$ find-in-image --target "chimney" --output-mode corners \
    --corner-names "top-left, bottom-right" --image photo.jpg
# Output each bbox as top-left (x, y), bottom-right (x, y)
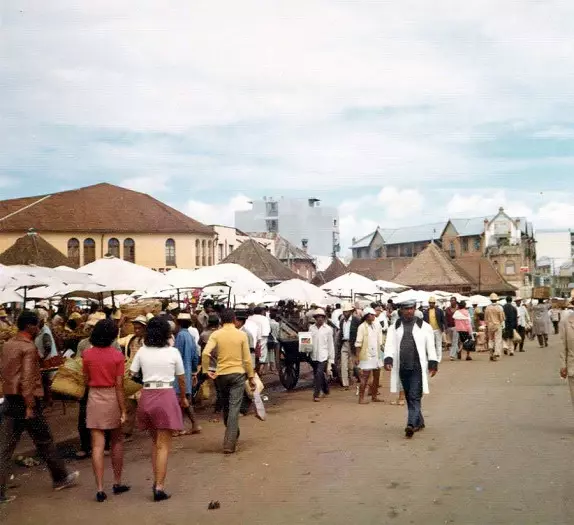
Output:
top-left (301, 239), bottom-right (308, 253)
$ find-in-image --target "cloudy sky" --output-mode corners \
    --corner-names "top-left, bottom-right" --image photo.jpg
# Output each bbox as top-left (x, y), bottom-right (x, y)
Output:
top-left (2, 1), bottom-right (574, 253)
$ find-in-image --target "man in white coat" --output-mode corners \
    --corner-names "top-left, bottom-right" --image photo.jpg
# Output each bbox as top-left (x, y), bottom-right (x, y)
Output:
top-left (384, 300), bottom-right (439, 439)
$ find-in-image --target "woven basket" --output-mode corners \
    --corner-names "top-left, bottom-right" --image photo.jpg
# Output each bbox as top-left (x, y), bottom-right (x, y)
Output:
top-left (120, 300), bottom-right (162, 336)
top-left (51, 358), bottom-right (85, 398)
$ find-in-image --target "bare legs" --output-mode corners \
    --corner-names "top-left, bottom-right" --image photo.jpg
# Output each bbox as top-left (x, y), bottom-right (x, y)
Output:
top-left (91, 428), bottom-right (124, 494)
top-left (151, 429), bottom-right (172, 492)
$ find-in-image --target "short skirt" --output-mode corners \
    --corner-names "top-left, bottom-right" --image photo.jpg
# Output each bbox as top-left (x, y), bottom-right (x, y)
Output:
top-left (87, 387), bottom-right (121, 430)
top-left (137, 388), bottom-right (183, 431)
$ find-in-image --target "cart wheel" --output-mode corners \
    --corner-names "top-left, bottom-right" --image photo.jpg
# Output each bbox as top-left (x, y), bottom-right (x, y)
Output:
top-left (278, 354), bottom-right (300, 390)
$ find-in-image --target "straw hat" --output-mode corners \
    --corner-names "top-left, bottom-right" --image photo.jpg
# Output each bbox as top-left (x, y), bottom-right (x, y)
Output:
top-left (489, 293), bottom-right (499, 301)
top-left (342, 302), bottom-right (355, 312)
top-left (146, 313), bottom-right (155, 321)
top-left (86, 318), bottom-right (99, 327)
top-left (428, 296), bottom-right (436, 303)
top-left (363, 307), bottom-right (376, 316)
top-left (167, 302), bottom-right (178, 311)
top-left (132, 315), bottom-right (148, 326)
top-left (69, 312), bottom-right (82, 321)
top-left (177, 313), bottom-right (191, 321)
top-left (313, 308), bottom-right (327, 317)
top-left (0, 309), bottom-right (7, 317)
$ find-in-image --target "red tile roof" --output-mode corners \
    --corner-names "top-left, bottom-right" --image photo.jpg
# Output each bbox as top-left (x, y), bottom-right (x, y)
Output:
top-left (0, 183), bottom-right (213, 235)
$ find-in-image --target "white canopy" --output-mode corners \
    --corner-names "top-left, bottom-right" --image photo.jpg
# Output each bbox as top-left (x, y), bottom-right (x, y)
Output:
top-left (374, 280), bottom-right (409, 291)
top-left (164, 264), bottom-right (270, 295)
top-left (320, 272), bottom-right (378, 297)
top-left (391, 289), bottom-right (433, 304)
top-left (467, 294), bottom-right (491, 307)
top-left (272, 279), bottom-right (336, 305)
top-left (0, 289), bottom-right (24, 304)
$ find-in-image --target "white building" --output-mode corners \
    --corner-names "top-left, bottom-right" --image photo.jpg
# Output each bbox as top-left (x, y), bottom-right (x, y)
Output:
top-left (535, 229), bottom-right (573, 273)
top-left (234, 197), bottom-right (339, 257)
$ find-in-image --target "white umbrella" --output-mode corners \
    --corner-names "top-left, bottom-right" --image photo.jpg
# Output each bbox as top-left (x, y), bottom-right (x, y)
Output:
top-left (272, 279), bottom-right (336, 305)
top-left (320, 272), bottom-right (378, 298)
top-left (392, 289), bottom-right (433, 304)
top-left (374, 280), bottom-right (409, 292)
top-left (468, 294), bottom-right (491, 307)
top-left (0, 289), bottom-right (24, 304)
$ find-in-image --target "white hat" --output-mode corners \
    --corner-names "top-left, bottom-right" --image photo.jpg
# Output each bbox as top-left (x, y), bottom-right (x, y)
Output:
top-left (428, 296), bottom-right (436, 303)
top-left (177, 312), bottom-right (191, 321)
top-left (146, 312), bottom-right (155, 321)
top-left (342, 302), bottom-right (355, 312)
top-left (313, 308), bottom-right (327, 317)
top-left (489, 293), bottom-right (499, 301)
top-left (132, 315), bottom-right (148, 326)
top-left (363, 307), bottom-right (376, 316)
top-left (167, 302), bottom-right (178, 311)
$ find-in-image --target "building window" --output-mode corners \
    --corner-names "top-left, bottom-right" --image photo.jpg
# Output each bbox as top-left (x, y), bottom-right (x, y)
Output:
top-left (165, 238), bottom-right (176, 266)
top-left (505, 260), bottom-right (516, 275)
top-left (201, 240), bottom-right (206, 266)
top-left (195, 239), bottom-right (200, 266)
top-left (83, 238), bottom-right (96, 264)
top-left (67, 238), bottom-right (80, 266)
top-left (473, 237), bottom-right (481, 251)
top-left (207, 241), bottom-right (213, 265)
top-left (266, 219), bottom-right (278, 233)
top-left (449, 241), bottom-right (455, 257)
top-left (108, 238), bottom-right (120, 258)
top-left (123, 238), bottom-right (135, 263)
top-left (218, 243), bottom-right (224, 261)
top-left (461, 238), bottom-right (469, 253)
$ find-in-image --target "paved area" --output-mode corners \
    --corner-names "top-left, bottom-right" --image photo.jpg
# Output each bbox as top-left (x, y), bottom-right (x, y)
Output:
top-left (2, 335), bottom-right (574, 525)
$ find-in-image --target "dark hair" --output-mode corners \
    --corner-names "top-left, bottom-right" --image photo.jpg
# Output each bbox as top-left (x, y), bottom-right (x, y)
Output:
top-left (335, 303), bottom-right (341, 309)
top-left (269, 309), bottom-right (279, 321)
top-left (459, 301), bottom-right (467, 309)
top-left (220, 309), bottom-right (236, 324)
top-left (203, 299), bottom-right (214, 309)
top-left (103, 307), bottom-right (113, 319)
top-left (89, 319), bottom-right (119, 347)
top-left (506, 296), bottom-right (513, 303)
top-left (144, 317), bottom-right (172, 348)
top-left (253, 306), bottom-right (263, 315)
top-left (207, 315), bottom-right (220, 328)
top-left (17, 311), bottom-right (40, 331)
top-left (90, 304), bottom-right (98, 314)
top-left (67, 319), bottom-right (78, 330)
top-left (177, 318), bottom-right (192, 329)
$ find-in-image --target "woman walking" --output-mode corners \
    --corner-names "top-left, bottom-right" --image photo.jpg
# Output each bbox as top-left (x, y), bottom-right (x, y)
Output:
top-left (355, 307), bottom-right (384, 404)
top-left (82, 319), bottom-right (129, 502)
top-left (453, 301), bottom-right (473, 361)
top-left (129, 317), bottom-right (189, 502)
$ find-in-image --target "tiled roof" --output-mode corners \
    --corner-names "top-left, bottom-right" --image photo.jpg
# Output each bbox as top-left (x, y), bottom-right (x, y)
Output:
top-left (0, 183), bottom-right (213, 235)
top-left (221, 238), bottom-right (302, 283)
top-left (393, 243), bottom-right (473, 290)
top-left (453, 258), bottom-right (516, 293)
top-left (311, 257), bottom-right (347, 286)
top-left (0, 232), bottom-right (75, 268)
top-left (347, 257), bottom-right (412, 281)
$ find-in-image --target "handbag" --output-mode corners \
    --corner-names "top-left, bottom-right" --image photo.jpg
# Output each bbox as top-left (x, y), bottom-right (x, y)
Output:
top-left (462, 337), bottom-right (476, 352)
top-left (512, 329), bottom-right (523, 343)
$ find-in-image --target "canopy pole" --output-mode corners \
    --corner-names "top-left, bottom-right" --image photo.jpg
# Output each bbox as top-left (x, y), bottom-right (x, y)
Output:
top-left (111, 291), bottom-right (116, 309)
top-left (227, 286), bottom-right (232, 308)
top-left (23, 287), bottom-right (27, 310)
top-left (177, 288), bottom-right (181, 306)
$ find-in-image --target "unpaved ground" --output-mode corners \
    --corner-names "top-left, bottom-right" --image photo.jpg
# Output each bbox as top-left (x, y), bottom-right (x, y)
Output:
top-left (2, 335), bottom-right (573, 525)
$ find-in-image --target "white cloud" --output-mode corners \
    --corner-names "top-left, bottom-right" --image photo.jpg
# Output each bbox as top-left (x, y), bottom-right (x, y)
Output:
top-left (119, 176), bottom-right (170, 193)
top-left (377, 187), bottom-right (424, 219)
top-left (533, 126), bottom-right (574, 140)
top-left (186, 194), bottom-right (252, 227)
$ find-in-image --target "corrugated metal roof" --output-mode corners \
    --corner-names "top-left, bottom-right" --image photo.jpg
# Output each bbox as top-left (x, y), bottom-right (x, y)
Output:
top-left (351, 230), bottom-right (377, 249)
top-left (379, 222), bottom-right (445, 245)
top-left (449, 217), bottom-right (489, 237)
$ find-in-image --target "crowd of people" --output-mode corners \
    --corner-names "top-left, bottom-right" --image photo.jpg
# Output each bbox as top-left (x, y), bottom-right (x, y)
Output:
top-left (0, 293), bottom-right (566, 504)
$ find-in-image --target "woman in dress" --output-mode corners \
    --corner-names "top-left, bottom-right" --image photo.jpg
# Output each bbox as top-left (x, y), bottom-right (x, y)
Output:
top-left (130, 317), bottom-right (189, 502)
top-left (82, 319), bottom-right (129, 502)
top-left (453, 301), bottom-right (473, 361)
top-left (354, 307), bottom-right (384, 404)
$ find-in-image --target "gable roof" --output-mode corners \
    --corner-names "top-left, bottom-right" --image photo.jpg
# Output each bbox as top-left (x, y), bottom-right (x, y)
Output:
top-left (393, 243), bottom-right (473, 290)
top-left (351, 229), bottom-right (379, 249)
top-left (0, 232), bottom-right (75, 268)
top-left (347, 257), bottom-right (412, 281)
top-left (311, 257), bottom-right (347, 286)
top-left (446, 217), bottom-right (489, 237)
top-left (453, 258), bottom-right (516, 293)
top-left (272, 236), bottom-right (314, 262)
top-left (379, 222), bottom-right (445, 245)
top-left (0, 183), bottom-right (213, 235)
top-left (221, 238), bottom-right (302, 284)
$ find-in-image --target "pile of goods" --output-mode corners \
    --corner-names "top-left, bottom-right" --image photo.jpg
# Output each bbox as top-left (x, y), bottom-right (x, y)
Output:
top-left (120, 300), bottom-right (162, 336)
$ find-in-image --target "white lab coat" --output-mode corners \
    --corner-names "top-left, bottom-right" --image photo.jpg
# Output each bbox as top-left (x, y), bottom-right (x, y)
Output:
top-left (384, 319), bottom-right (438, 394)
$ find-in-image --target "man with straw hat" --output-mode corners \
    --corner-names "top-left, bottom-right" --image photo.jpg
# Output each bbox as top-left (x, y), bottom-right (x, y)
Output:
top-left (309, 308), bottom-right (335, 402)
top-left (337, 303), bottom-right (360, 390)
top-left (384, 300), bottom-right (438, 439)
top-left (355, 307), bottom-right (384, 404)
top-left (484, 293), bottom-right (505, 361)
top-left (423, 296), bottom-right (446, 363)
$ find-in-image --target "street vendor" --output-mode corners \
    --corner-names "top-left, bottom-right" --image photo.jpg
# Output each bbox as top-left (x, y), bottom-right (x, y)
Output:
top-left (0, 309), bottom-right (12, 329)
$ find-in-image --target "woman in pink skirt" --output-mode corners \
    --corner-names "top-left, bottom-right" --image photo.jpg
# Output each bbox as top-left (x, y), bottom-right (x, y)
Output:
top-left (130, 317), bottom-right (189, 502)
top-left (82, 319), bottom-right (129, 502)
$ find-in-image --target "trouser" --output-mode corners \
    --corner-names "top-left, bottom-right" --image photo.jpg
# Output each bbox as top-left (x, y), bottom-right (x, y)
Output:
top-left (340, 341), bottom-right (353, 387)
top-left (122, 398), bottom-right (138, 436)
top-left (515, 326), bottom-right (526, 351)
top-left (215, 373), bottom-right (246, 451)
top-left (502, 330), bottom-right (514, 355)
top-left (433, 330), bottom-right (443, 362)
top-left (311, 361), bottom-right (329, 398)
top-left (537, 334), bottom-right (549, 347)
top-left (553, 321), bottom-right (559, 335)
top-left (488, 326), bottom-right (503, 358)
top-left (359, 369), bottom-right (381, 400)
top-left (0, 396), bottom-right (68, 495)
top-left (448, 328), bottom-right (459, 358)
top-left (399, 366), bottom-right (424, 429)
top-left (569, 377), bottom-right (574, 411)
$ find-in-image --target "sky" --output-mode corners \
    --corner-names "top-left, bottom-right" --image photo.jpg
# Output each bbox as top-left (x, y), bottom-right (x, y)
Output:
top-left (1, 1), bottom-right (574, 255)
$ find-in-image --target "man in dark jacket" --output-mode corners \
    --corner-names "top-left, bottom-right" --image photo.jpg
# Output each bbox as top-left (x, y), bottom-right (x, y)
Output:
top-left (337, 303), bottom-right (361, 390)
top-left (503, 296), bottom-right (518, 356)
top-left (422, 296), bottom-right (446, 363)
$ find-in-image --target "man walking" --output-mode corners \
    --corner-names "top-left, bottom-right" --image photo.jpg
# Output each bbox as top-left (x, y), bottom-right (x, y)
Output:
top-left (532, 299), bottom-right (551, 348)
top-left (337, 303), bottom-right (359, 390)
top-left (384, 300), bottom-right (438, 439)
top-left (445, 297), bottom-right (459, 361)
top-left (550, 306), bottom-right (561, 335)
top-left (423, 296), bottom-right (446, 362)
top-left (502, 296), bottom-right (518, 356)
top-left (355, 307), bottom-right (384, 404)
top-left (515, 298), bottom-right (530, 353)
top-left (484, 293), bottom-right (505, 361)
top-left (202, 309), bottom-right (255, 454)
top-left (0, 311), bottom-right (79, 503)
top-left (560, 308), bottom-right (574, 411)
top-left (309, 309), bottom-right (335, 402)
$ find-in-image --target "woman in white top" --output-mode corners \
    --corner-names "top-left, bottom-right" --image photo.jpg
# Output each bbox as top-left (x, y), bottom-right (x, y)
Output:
top-left (130, 317), bottom-right (189, 502)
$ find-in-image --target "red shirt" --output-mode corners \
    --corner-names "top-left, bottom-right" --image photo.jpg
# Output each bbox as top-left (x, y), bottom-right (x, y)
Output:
top-left (82, 346), bottom-right (125, 388)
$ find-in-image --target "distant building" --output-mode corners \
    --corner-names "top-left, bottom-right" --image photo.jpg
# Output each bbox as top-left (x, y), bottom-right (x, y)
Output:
top-left (211, 225), bottom-right (276, 264)
top-left (535, 229), bottom-right (574, 270)
top-left (235, 197), bottom-right (340, 257)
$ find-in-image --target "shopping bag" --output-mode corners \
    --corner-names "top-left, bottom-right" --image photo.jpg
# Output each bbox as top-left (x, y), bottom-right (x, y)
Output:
top-left (253, 390), bottom-right (266, 421)
top-left (513, 329), bottom-right (522, 343)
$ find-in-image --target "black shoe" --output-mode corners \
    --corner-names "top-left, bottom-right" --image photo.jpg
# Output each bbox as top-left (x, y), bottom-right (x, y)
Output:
top-left (113, 484), bottom-right (131, 495)
top-left (405, 426), bottom-right (415, 439)
top-left (153, 489), bottom-right (171, 502)
top-left (414, 424), bottom-right (426, 432)
top-left (96, 491), bottom-right (107, 503)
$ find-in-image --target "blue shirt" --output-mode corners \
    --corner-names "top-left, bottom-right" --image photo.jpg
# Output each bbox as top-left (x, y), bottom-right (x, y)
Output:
top-left (174, 329), bottom-right (199, 394)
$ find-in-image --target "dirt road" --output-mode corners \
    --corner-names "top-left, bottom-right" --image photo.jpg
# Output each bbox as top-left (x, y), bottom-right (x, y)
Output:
top-left (2, 335), bottom-right (573, 525)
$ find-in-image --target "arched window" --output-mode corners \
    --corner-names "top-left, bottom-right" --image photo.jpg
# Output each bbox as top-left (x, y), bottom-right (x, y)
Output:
top-left (108, 238), bottom-right (120, 258)
top-left (124, 238), bottom-right (135, 263)
top-left (207, 240), bottom-right (213, 266)
top-left (67, 238), bottom-right (80, 267)
top-left (201, 240), bottom-right (207, 266)
top-left (195, 239), bottom-right (200, 267)
top-left (505, 260), bottom-right (516, 275)
top-left (165, 238), bottom-right (176, 266)
top-left (83, 238), bottom-right (96, 264)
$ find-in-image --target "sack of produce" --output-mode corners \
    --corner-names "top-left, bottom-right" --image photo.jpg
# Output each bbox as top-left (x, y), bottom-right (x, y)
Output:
top-left (51, 358), bottom-right (85, 398)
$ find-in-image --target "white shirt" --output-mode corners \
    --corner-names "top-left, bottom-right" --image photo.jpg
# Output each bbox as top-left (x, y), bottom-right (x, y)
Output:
top-left (342, 317), bottom-right (352, 341)
top-left (130, 345), bottom-right (185, 383)
top-left (310, 323), bottom-right (335, 363)
top-left (252, 314), bottom-right (270, 339)
top-left (245, 318), bottom-right (260, 346)
top-left (331, 309), bottom-right (342, 325)
top-left (188, 326), bottom-right (200, 346)
top-left (377, 313), bottom-right (389, 332)
top-left (517, 305), bottom-right (530, 327)
top-left (366, 323), bottom-right (379, 359)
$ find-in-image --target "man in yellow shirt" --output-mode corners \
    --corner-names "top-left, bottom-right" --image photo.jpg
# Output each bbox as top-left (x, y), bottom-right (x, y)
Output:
top-left (423, 297), bottom-right (446, 362)
top-left (202, 309), bottom-right (256, 454)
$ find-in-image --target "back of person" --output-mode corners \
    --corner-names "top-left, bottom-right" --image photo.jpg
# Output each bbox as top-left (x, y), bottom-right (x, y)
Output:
top-left (132, 344), bottom-right (182, 384)
top-left (485, 304), bottom-right (503, 326)
top-left (208, 324), bottom-right (250, 376)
